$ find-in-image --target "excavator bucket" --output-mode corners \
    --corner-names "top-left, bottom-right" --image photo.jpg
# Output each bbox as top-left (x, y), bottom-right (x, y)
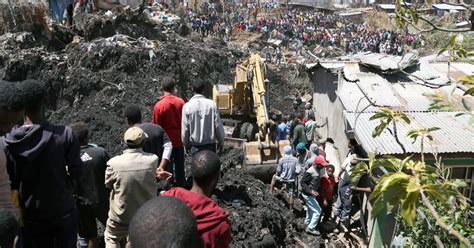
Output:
top-left (242, 139), bottom-right (290, 183)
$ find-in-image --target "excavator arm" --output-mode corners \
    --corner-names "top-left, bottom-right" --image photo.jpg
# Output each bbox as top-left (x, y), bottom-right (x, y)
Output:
top-left (243, 54), bottom-right (270, 141)
top-left (213, 53), bottom-right (288, 175)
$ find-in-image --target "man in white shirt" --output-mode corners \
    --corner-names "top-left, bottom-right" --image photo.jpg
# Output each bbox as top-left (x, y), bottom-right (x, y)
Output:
top-left (182, 80), bottom-right (225, 155)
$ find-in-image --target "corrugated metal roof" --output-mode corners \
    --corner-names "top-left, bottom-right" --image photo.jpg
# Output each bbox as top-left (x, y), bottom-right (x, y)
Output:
top-left (377, 3), bottom-right (411, 9)
top-left (432, 3), bottom-right (466, 11)
top-left (334, 57), bottom-right (470, 113)
top-left (339, 79), bottom-right (472, 112)
top-left (359, 52), bottom-right (418, 72)
top-left (338, 80), bottom-right (380, 112)
top-left (343, 63), bottom-right (363, 81)
top-left (429, 62), bottom-right (474, 81)
top-left (339, 11), bottom-right (363, 16)
top-left (345, 112), bottom-right (474, 155)
top-left (408, 60), bottom-right (450, 85)
top-left (306, 61), bottom-right (358, 70)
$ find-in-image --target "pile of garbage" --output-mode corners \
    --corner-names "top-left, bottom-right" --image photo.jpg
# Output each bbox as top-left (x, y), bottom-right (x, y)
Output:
top-left (0, 5), bottom-right (320, 246)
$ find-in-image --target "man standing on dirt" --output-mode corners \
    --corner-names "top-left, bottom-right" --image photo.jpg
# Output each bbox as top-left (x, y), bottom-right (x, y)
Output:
top-left (153, 78), bottom-right (186, 187)
top-left (300, 155), bottom-right (328, 236)
top-left (335, 155), bottom-right (358, 233)
top-left (275, 46), bottom-right (283, 65)
top-left (0, 81), bottom-right (24, 221)
top-left (3, 80), bottom-right (83, 248)
top-left (305, 114), bottom-right (317, 146)
top-left (291, 118), bottom-right (307, 149)
top-left (270, 146), bottom-right (299, 212)
top-left (182, 79), bottom-right (225, 155)
top-left (276, 118), bottom-right (287, 142)
top-left (125, 105), bottom-right (173, 181)
top-left (70, 122), bottom-right (110, 248)
top-left (104, 127), bottom-right (158, 248)
top-left (162, 151), bottom-right (232, 247)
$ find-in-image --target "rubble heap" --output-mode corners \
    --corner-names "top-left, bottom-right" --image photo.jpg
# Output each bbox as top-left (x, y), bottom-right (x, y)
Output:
top-left (0, 5), bottom-right (319, 246)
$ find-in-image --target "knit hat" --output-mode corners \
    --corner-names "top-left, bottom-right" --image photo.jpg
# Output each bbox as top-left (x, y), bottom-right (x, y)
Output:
top-left (283, 145), bottom-right (292, 155)
top-left (296, 143), bottom-right (306, 152)
top-left (309, 143), bottom-right (319, 156)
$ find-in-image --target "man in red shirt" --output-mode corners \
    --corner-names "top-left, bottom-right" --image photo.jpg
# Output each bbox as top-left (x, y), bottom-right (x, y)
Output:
top-left (162, 151), bottom-right (232, 248)
top-left (152, 78), bottom-right (186, 186)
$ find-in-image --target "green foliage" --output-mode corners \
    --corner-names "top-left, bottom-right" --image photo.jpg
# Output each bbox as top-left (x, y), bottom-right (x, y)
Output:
top-left (406, 127), bottom-right (441, 144)
top-left (440, 34), bottom-right (472, 62)
top-left (399, 204), bottom-right (474, 247)
top-left (370, 108), bottom-right (411, 138)
top-left (394, 0), bottom-right (418, 29)
top-left (350, 155), bottom-right (468, 228)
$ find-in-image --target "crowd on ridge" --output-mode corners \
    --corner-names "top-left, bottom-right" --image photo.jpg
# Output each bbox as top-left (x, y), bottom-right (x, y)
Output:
top-left (188, 3), bottom-right (418, 55)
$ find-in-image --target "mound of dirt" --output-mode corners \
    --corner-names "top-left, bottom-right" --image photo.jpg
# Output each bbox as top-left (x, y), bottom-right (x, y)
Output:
top-left (0, 29), bottom-right (240, 155)
top-left (0, 6), bottom-right (320, 247)
top-left (214, 147), bottom-right (322, 247)
top-left (82, 8), bottom-right (166, 41)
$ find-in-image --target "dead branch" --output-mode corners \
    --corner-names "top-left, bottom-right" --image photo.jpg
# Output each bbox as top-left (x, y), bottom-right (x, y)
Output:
top-left (397, 6), bottom-right (471, 34)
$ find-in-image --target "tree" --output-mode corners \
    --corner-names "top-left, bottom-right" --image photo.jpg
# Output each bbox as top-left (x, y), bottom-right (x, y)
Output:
top-left (351, 2), bottom-right (474, 245)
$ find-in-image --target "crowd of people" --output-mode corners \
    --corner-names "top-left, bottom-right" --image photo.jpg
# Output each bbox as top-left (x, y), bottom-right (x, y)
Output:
top-left (0, 78), bottom-right (227, 248)
top-left (188, 3), bottom-right (417, 56)
top-left (270, 102), bottom-right (369, 236)
top-left (0, 4), bottom-right (383, 248)
top-left (0, 73), bottom-right (372, 247)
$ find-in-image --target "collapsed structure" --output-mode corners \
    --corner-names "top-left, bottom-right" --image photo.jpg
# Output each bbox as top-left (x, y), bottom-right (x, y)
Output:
top-left (309, 52), bottom-right (474, 246)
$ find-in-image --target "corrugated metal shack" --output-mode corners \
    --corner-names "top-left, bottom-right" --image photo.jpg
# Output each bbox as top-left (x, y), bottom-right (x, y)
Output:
top-left (308, 52), bottom-right (474, 247)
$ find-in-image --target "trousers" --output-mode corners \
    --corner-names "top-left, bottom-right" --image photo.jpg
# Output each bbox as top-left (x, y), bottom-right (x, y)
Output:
top-left (104, 219), bottom-right (129, 248)
top-left (302, 193), bottom-right (322, 230)
top-left (22, 209), bottom-right (77, 248)
top-left (335, 184), bottom-right (352, 227)
top-left (167, 146), bottom-right (186, 186)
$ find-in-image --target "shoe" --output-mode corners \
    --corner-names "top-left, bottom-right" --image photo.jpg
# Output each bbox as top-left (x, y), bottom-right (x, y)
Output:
top-left (337, 223), bottom-right (349, 233)
top-left (305, 227), bottom-right (321, 236)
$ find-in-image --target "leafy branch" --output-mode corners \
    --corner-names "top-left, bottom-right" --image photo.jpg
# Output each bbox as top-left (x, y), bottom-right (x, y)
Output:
top-left (352, 120), bottom-right (472, 246)
top-left (395, 0), bottom-right (471, 34)
top-left (406, 127), bottom-right (440, 162)
top-left (370, 108), bottom-right (411, 153)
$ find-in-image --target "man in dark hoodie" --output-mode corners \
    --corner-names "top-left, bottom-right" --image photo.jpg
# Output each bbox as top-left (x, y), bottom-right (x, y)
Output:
top-left (0, 81), bottom-right (24, 220)
top-left (3, 80), bottom-right (83, 248)
top-left (162, 151), bottom-right (232, 248)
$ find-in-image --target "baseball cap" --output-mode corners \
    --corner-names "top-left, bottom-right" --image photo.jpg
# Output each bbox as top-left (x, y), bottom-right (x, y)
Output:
top-left (124, 127), bottom-right (148, 145)
top-left (314, 155), bottom-right (329, 166)
top-left (296, 143), bottom-right (306, 152)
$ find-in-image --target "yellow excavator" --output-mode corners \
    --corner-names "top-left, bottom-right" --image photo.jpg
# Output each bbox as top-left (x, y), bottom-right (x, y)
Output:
top-left (213, 54), bottom-right (289, 181)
